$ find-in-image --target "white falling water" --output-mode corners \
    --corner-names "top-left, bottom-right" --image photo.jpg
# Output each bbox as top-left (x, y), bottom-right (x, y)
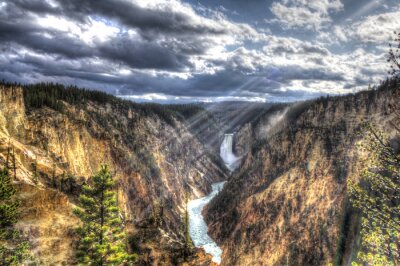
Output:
top-left (220, 133), bottom-right (240, 171)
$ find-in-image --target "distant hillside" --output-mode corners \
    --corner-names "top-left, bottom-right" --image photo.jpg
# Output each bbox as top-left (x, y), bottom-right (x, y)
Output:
top-left (201, 102), bottom-right (286, 134)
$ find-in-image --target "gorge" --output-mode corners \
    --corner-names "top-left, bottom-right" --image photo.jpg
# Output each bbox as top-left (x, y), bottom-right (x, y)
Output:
top-left (0, 78), bottom-right (399, 265)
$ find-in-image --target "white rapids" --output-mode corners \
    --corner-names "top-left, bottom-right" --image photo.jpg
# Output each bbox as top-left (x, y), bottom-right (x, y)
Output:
top-left (188, 181), bottom-right (226, 264)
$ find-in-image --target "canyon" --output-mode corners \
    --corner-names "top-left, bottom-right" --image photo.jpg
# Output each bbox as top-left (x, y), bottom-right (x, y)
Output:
top-left (0, 79), bottom-right (399, 265)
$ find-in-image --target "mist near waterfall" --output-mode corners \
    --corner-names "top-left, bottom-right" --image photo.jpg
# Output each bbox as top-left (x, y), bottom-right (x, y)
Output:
top-left (257, 107), bottom-right (289, 137)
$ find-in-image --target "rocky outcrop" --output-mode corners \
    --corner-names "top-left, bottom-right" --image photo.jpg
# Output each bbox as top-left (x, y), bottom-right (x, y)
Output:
top-left (0, 86), bottom-right (26, 137)
top-left (205, 80), bottom-right (400, 265)
top-left (16, 183), bottom-right (79, 265)
top-left (0, 84), bottom-right (227, 264)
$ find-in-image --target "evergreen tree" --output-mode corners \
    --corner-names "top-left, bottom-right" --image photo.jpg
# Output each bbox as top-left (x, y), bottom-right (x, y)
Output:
top-left (0, 168), bottom-right (30, 265)
top-left (73, 165), bottom-right (134, 265)
top-left (388, 31), bottom-right (400, 79)
top-left (348, 124), bottom-right (400, 265)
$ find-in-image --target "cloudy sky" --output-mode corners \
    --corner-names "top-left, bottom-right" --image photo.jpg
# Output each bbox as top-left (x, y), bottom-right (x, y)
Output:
top-left (0, 0), bottom-right (399, 102)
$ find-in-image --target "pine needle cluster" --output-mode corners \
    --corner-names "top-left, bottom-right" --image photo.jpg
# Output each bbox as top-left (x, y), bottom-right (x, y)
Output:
top-left (0, 168), bottom-right (30, 265)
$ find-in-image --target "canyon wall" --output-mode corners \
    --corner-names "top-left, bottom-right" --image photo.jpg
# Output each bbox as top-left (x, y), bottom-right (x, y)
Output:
top-left (205, 80), bottom-right (400, 266)
top-left (0, 84), bottom-right (227, 265)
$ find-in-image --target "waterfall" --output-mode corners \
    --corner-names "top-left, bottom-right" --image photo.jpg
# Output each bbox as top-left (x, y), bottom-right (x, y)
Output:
top-left (220, 133), bottom-right (240, 171)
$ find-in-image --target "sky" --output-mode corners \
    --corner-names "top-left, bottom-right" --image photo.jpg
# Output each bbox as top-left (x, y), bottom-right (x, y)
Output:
top-left (0, 0), bottom-right (399, 103)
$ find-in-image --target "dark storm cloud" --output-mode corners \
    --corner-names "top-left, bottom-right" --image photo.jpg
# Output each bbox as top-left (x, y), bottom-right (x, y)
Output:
top-left (11, 0), bottom-right (58, 15)
top-left (0, 2), bottom-right (94, 58)
top-left (0, 22), bottom-right (94, 59)
top-left (0, 0), bottom-right (223, 71)
top-left (0, 20), bottom-right (193, 71)
top-left (266, 66), bottom-right (345, 83)
top-left (61, 0), bottom-right (227, 36)
top-left (12, 0), bottom-right (229, 36)
top-left (97, 35), bottom-right (193, 71)
top-left (183, 66), bottom-right (345, 97)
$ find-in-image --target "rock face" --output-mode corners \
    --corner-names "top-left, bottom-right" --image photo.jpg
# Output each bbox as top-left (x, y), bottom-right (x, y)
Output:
top-left (0, 84), bottom-right (227, 265)
top-left (16, 183), bottom-right (79, 265)
top-left (205, 81), bottom-right (399, 266)
top-left (232, 123), bottom-right (253, 157)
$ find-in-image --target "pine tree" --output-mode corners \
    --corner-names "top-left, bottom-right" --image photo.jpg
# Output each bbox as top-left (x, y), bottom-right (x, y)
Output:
top-left (0, 168), bottom-right (30, 265)
top-left (348, 124), bottom-right (400, 265)
top-left (73, 165), bottom-right (135, 265)
top-left (388, 31), bottom-right (400, 78)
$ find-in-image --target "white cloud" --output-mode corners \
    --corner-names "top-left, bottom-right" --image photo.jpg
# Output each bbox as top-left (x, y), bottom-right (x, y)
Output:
top-left (36, 15), bottom-right (81, 35)
top-left (319, 7), bottom-right (400, 45)
top-left (352, 10), bottom-right (400, 44)
top-left (333, 26), bottom-right (348, 42)
top-left (216, 35), bottom-right (388, 96)
top-left (270, 0), bottom-right (343, 30)
top-left (35, 15), bottom-right (120, 45)
top-left (81, 18), bottom-right (121, 44)
top-left (317, 25), bottom-right (348, 44)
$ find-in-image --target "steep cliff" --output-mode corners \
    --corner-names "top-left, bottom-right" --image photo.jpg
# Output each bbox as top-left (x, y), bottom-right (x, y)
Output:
top-left (205, 80), bottom-right (400, 265)
top-left (0, 83), bottom-right (227, 265)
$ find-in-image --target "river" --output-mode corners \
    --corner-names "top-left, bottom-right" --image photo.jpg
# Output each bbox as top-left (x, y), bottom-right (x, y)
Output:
top-left (187, 133), bottom-right (240, 264)
top-left (187, 181), bottom-right (226, 264)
